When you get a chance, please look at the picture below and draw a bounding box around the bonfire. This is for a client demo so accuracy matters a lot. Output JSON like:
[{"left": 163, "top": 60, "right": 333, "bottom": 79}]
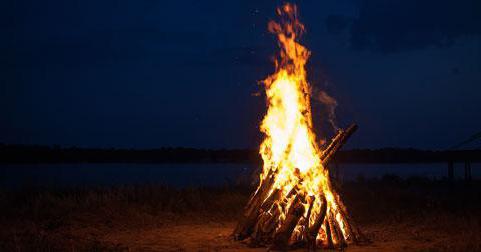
[{"left": 233, "top": 3, "right": 364, "bottom": 250}]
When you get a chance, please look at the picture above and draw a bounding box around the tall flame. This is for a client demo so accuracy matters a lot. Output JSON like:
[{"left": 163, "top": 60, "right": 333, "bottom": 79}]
[{"left": 258, "top": 3, "right": 348, "bottom": 243}]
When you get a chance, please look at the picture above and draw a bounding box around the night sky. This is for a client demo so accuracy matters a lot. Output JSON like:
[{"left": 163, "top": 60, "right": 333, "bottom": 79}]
[{"left": 2, "top": 0, "right": 481, "bottom": 149}]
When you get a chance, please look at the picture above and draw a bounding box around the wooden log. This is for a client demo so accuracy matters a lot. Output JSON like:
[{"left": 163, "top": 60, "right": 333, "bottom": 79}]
[
  {"left": 332, "top": 191, "right": 368, "bottom": 244},
  {"left": 247, "top": 169, "right": 276, "bottom": 209},
  {"left": 304, "top": 195, "right": 315, "bottom": 232},
  {"left": 330, "top": 192, "right": 354, "bottom": 242},
  {"left": 245, "top": 168, "right": 276, "bottom": 211},
  {"left": 320, "top": 124, "right": 358, "bottom": 167},
  {"left": 260, "top": 204, "right": 281, "bottom": 238},
  {"left": 251, "top": 188, "right": 282, "bottom": 240},
  {"left": 270, "top": 194, "right": 305, "bottom": 250},
  {"left": 235, "top": 123, "right": 360, "bottom": 247},
  {"left": 233, "top": 169, "right": 277, "bottom": 240},
  {"left": 334, "top": 222, "right": 347, "bottom": 249},
  {"left": 307, "top": 195, "right": 327, "bottom": 251},
  {"left": 236, "top": 141, "right": 296, "bottom": 240},
  {"left": 261, "top": 189, "right": 281, "bottom": 211},
  {"left": 324, "top": 218, "right": 334, "bottom": 249},
  {"left": 285, "top": 184, "right": 299, "bottom": 201},
  {"left": 328, "top": 212, "right": 346, "bottom": 249},
  {"left": 251, "top": 211, "right": 273, "bottom": 245},
  {"left": 288, "top": 195, "right": 313, "bottom": 249},
  {"left": 320, "top": 129, "right": 343, "bottom": 161},
  {"left": 291, "top": 195, "right": 316, "bottom": 248},
  {"left": 250, "top": 190, "right": 282, "bottom": 244},
  {"left": 327, "top": 212, "right": 340, "bottom": 248}
]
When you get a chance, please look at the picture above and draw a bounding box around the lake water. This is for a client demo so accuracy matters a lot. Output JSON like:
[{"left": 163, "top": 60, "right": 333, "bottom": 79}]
[{"left": 0, "top": 162, "right": 479, "bottom": 188}]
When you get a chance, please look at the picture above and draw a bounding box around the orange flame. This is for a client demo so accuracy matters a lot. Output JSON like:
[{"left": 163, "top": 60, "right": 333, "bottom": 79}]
[{"left": 258, "top": 3, "right": 349, "bottom": 244}]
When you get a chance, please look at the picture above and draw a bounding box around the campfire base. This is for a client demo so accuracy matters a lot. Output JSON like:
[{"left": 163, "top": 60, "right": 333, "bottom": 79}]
[{"left": 233, "top": 124, "right": 368, "bottom": 250}]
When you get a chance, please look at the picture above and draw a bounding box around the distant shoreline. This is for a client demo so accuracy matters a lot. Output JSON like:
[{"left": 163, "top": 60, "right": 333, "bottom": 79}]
[{"left": 1, "top": 144, "right": 480, "bottom": 164}]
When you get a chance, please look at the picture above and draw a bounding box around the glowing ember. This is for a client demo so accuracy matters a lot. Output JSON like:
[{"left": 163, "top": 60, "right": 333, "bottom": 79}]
[{"left": 233, "top": 3, "right": 363, "bottom": 250}]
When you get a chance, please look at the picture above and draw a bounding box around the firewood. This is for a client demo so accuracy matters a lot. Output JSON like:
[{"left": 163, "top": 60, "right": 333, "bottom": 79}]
[
  {"left": 330, "top": 212, "right": 347, "bottom": 249},
  {"left": 285, "top": 184, "right": 299, "bottom": 201},
  {"left": 263, "top": 204, "right": 281, "bottom": 230},
  {"left": 320, "top": 129, "right": 343, "bottom": 161},
  {"left": 252, "top": 204, "right": 283, "bottom": 245},
  {"left": 251, "top": 191, "right": 282, "bottom": 244},
  {"left": 304, "top": 195, "right": 315, "bottom": 231},
  {"left": 324, "top": 218, "right": 334, "bottom": 249},
  {"left": 285, "top": 195, "right": 313, "bottom": 249},
  {"left": 233, "top": 169, "right": 277, "bottom": 240},
  {"left": 234, "top": 124, "right": 362, "bottom": 249},
  {"left": 290, "top": 195, "right": 314, "bottom": 248},
  {"left": 307, "top": 194, "right": 327, "bottom": 251},
  {"left": 320, "top": 124, "right": 358, "bottom": 167},
  {"left": 261, "top": 189, "right": 281, "bottom": 211},
  {"left": 236, "top": 141, "right": 298, "bottom": 240},
  {"left": 327, "top": 211, "right": 346, "bottom": 249},
  {"left": 270, "top": 193, "right": 305, "bottom": 250},
  {"left": 332, "top": 191, "right": 367, "bottom": 244},
  {"left": 251, "top": 212, "right": 272, "bottom": 245},
  {"left": 246, "top": 168, "right": 276, "bottom": 211}
]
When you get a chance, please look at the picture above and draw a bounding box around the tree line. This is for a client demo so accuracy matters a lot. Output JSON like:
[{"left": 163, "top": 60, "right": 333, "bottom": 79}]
[{"left": 0, "top": 144, "right": 480, "bottom": 164}]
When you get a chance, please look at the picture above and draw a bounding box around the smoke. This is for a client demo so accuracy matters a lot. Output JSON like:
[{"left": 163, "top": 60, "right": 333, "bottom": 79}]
[{"left": 317, "top": 90, "right": 338, "bottom": 131}]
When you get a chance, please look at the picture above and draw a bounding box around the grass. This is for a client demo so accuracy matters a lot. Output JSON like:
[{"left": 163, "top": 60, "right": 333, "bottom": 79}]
[
  {"left": 0, "top": 185, "right": 249, "bottom": 251},
  {"left": 339, "top": 176, "right": 481, "bottom": 223},
  {"left": 0, "top": 177, "right": 480, "bottom": 251}
]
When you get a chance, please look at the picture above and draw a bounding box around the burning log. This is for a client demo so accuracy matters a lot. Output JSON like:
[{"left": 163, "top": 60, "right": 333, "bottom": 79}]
[
  {"left": 270, "top": 193, "right": 306, "bottom": 250},
  {"left": 324, "top": 218, "right": 334, "bottom": 249},
  {"left": 249, "top": 189, "right": 283, "bottom": 244},
  {"left": 289, "top": 193, "right": 312, "bottom": 249},
  {"left": 246, "top": 169, "right": 276, "bottom": 211},
  {"left": 250, "top": 202, "right": 282, "bottom": 244},
  {"left": 233, "top": 169, "right": 277, "bottom": 240},
  {"left": 320, "top": 124, "right": 358, "bottom": 167},
  {"left": 328, "top": 211, "right": 346, "bottom": 249},
  {"left": 233, "top": 3, "right": 363, "bottom": 250},
  {"left": 319, "top": 130, "right": 343, "bottom": 161},
  {"left": 303, "top": 195, "right": 315, "bottom": 238},
  {"left": 233, "top": 123, "right": 360, "bottom": 249},
  {"left": 307, "top": 195, "right": 327, "bottom": 251},
  {"left": 261, "top": 189, "right": 281, "bottom": 211},
  {"left": 332, "top": 190, "right": 369, "bottom": 244}
]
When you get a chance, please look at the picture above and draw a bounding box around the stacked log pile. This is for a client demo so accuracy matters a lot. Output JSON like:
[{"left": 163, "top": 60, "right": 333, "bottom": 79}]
[{"left": 233, "top": 124, "right": 366, "bottom": 250}]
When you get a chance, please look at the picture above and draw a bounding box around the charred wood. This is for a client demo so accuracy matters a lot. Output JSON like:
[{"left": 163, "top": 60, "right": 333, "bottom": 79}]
[
  {"left": 324, "top": 218, "right": 334, "bottom": 249},
  {"left": 307, "top": 195, "right": 327, "bottom": 251},
  {"left": 320, "top": 124, "right": 358, "bottom": 167},
  {"left": 270, "top": 194, "right": 305, "bottom": 250},
  {"left": 328, "top": 211, "right": 346, "bottom": 249},
  {"left": 233, "top": 169, "right": 277, "bottom": 240}
]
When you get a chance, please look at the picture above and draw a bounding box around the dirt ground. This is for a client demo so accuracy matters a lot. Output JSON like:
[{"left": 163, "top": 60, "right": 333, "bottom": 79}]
[
  {"left": 71, "top": 220, "right": 479, "bottom": 251},
  {"left": 1, "top": 179, "right": 480, "bottom": 251},
  {"left": 6, "top": 216, "right": 479, "bottom": 251}
]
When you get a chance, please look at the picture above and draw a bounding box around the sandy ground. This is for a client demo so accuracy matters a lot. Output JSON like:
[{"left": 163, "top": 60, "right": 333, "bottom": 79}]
[
  {"left": 1, "top": 181, "right": 480, "bottom": 251},
  {"left": 47, "top": 217, "right": 477, "bottom": 251}
]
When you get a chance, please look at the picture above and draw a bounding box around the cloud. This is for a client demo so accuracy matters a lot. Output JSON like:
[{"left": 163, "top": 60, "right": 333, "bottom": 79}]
[{"left": 326, "top": 0, "right": 481, "bottom": 52}]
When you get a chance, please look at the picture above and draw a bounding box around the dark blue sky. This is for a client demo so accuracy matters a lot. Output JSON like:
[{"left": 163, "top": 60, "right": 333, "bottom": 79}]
[{"left": 2, "top": 0, "right": 481, "bottom": 149}]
